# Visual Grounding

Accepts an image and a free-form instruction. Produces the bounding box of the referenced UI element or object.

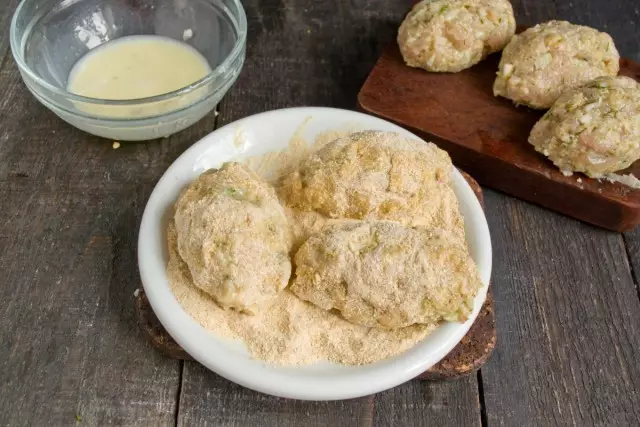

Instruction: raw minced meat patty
[529,76,640,177]
[494,20,619,109]
[397,0,516,72]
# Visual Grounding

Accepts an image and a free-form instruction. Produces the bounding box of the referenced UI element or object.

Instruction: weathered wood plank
[3,0,639,426]
[480,191,640,426]
[623,228,640,290]
[479,2,640,426]
[0,51,217,424]
[178,362,480,427]
[217,0,411,119]
[178,0,481,424]
[372,376,480,427]
[0,0,20,68]
[178,363,373,427]
[0,0,218,424]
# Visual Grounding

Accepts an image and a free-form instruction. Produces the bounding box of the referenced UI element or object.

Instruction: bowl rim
[9,0,248,106]
[137,106,493,400]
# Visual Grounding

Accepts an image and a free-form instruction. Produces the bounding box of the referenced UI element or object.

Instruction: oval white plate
[138,107,492,401]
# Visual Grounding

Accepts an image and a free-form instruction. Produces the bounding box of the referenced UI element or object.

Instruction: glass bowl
[10,0,247,141]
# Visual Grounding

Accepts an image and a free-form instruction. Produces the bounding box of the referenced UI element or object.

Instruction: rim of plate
[138,106,492,400]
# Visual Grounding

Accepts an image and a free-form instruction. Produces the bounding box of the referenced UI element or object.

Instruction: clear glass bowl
[10,0,247,141]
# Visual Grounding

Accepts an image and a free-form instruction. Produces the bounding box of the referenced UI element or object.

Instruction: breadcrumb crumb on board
[600,173,640,190]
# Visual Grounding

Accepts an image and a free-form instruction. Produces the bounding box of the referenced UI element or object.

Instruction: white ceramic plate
[138,107,492,401]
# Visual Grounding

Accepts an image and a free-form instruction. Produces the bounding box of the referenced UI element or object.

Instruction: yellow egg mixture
[67,35,211,118]
[68,35,211,100]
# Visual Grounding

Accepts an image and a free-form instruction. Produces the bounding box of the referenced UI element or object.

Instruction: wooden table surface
[1,0,639,426]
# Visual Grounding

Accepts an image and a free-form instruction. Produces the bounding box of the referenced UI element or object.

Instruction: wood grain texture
[2,0,640,426]
[372,376,481,427]
[178,362,481,427]
[356,0,640,425]
[178,362,376,427]
[623,228,640,295]
[479,2,640,426]
[178,0,482,424]
[0,0,20,69]
[360,1,640,233]
[0,51,220,424]
[358,46,640,231]
[216,0,412,120]
[481,190,640,426]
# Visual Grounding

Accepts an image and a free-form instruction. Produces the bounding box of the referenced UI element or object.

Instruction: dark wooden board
[178,361,480,427]
[478,2,640,425]
[2,0,640,425]
[0,60,184,426]
[0,0,20,68]
[358,42,640,232]
[481,189,640,425]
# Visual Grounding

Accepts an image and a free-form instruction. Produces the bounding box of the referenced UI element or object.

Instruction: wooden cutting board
[135,171,496,381]
[358,43,640,231]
